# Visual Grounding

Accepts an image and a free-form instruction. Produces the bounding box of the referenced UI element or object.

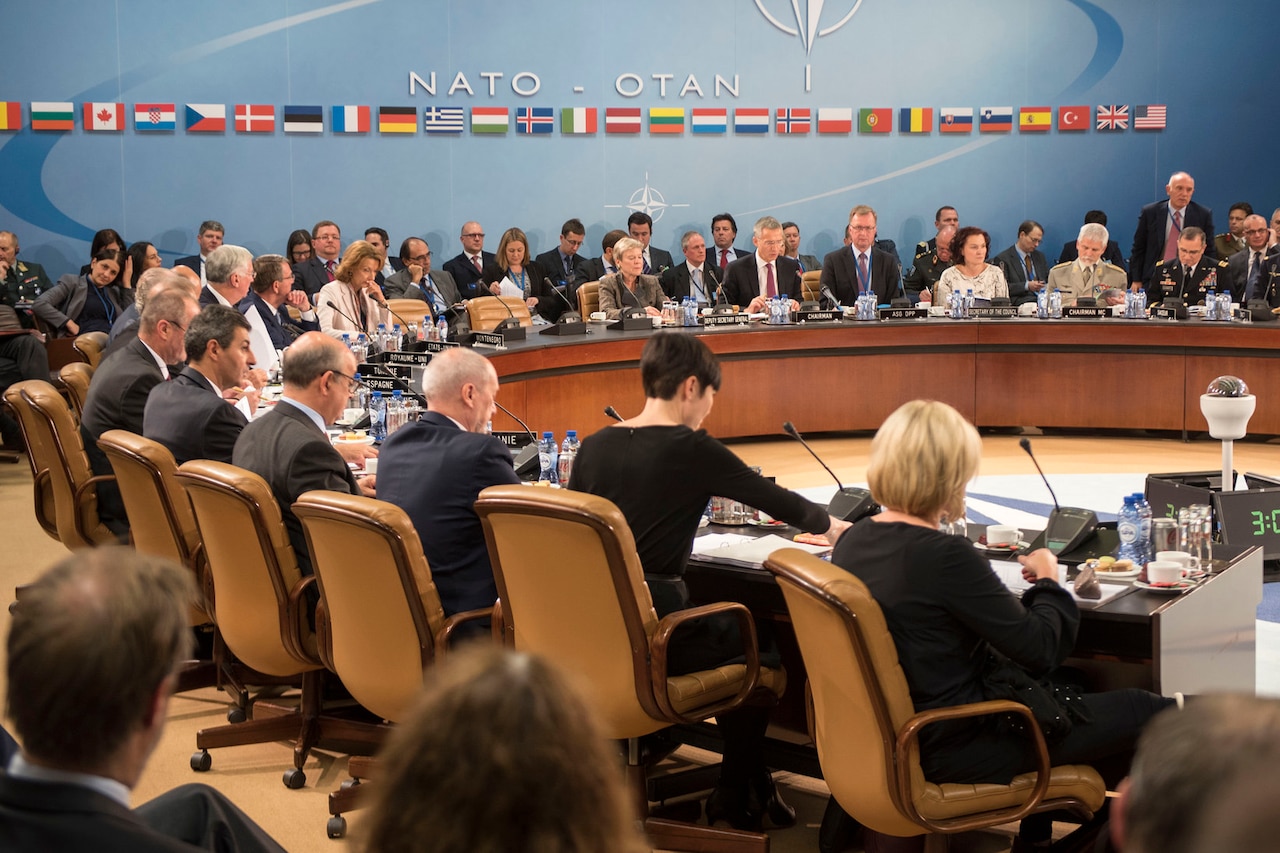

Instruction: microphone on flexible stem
[604,405,622,422]
[543,277,582,322]
[820,285,843,310]
[782,421,879,521]
[486,284,526,340]
[380,300,419,341]
[712,272,733,314]
[325,300,367,341]
[362,363,428,407]
[494,400,541,477]
[1019,437,1098,555]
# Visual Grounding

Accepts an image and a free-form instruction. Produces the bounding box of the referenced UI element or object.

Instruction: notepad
[689,533,832,569]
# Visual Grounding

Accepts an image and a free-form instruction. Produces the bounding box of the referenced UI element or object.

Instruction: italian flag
[561,107,597,134]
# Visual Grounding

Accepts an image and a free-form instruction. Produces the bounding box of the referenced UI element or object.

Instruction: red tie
[324,259,335,282]
[858,253,870,293]
[765,262,776,297]
[472,255,483,273]
[719,250,728,271]
[1163,210,1182,262]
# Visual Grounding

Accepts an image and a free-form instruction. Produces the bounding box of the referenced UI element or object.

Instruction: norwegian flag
[775,108,811,134]
[1096,105,1128,131]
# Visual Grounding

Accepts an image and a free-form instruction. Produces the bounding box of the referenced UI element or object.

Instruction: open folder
[689,533,832,569]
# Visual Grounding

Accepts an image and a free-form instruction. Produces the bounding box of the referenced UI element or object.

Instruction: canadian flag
[84,102,124,131]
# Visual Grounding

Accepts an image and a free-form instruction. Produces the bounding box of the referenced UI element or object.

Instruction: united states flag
[1134,104,1166,130]
[1096,105,1128,131]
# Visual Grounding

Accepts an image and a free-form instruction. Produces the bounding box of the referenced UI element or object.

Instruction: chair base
[326,754,380,838]
[644,817,769,853]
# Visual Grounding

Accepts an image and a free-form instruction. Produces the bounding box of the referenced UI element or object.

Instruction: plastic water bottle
[436,314,449,342]
[353,334,369,364]
[557,430,578,483]
[538,431,558,484]
[391,323,403,351]
[368,391,386,441]
[341,332,352,352]
[347,372,366,413]
[1133,492,1153,566]
[779,294,791,324]
[1117,495,1141,564]
[1049,288,1063,319]
[964,288,974,318]
[386,390,405,436]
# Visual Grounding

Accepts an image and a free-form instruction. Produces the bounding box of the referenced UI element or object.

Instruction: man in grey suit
[232,332,374,578]
[143,305,254,465]
[992,220,1049,305]
[1226,214,1272,302]
[383,237,461,315]
[1046,222,1128,306]
[660,230,722,304]
[781,221,820,273]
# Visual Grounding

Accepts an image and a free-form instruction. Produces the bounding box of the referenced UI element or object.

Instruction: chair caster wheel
[327,815,347,838]
[340,778,361,791]
[190,750,212,772]
[283,768,306,789]
[226,706,247,723]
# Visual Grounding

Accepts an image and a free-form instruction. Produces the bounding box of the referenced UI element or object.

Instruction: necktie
[765,262,776,298]
[471,255,483,273]
[857,253,870,293]
[1024,254,1035,281]
[1247,251,1262,300]
[199,258,207,287]
[1082,265,1093,294]
[324,259,335,282]
[643,252,652,275]
[1163,210,1182,262]
[692,268,703,300]
[719,250,728,271]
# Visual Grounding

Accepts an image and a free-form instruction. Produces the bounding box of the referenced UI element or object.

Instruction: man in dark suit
[198,244,253,309]
[534,218,591,302]
[992,220,1049,305]
[1145,227,1231,306]
[232,332,374,578]
[383,238,466,333]
[1057,210,1127,272]
[1226,214,1272,302]
[820,205,903,305]
[781,221,820,273]
[627,211,674,275]
[1,548,283,853]
[377,348,519,622]
[1131,171,1215,289]
[709,212,750,273]
[723,216,803,311]
[144,305,253,465]
[661,230,722,304]
[441,221,497,300]
[363,226,403,287]
[578,229,627,283]
[292,219,342,300]
[173,220,223,286]
[81,289,200,533]
[242,255,319,370]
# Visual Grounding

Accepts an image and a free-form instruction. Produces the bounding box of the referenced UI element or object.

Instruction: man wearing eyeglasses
[293,220,343,300]
[535,218,591,304]
[722,216,802,313]
[1227,215,1274,303]
[383,238,462,324]
[821,205,904,306]
[442,221,497,300]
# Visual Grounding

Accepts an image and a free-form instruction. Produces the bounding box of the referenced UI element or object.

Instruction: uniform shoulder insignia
[1218,259,1230,268]
[1154,259,1170,267]
[1215,232,1230,240]
[1050,261,1071,270]
[1101,261,1124,272]
[15,262,27,274]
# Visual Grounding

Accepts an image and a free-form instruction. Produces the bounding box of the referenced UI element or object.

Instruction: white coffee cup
[1147,560,1185,584]
[987,525,1021,546]
[1057,562,1069,585]
[1156,550,1199,571]
[650,315,663,328]
[590,311,607,321]
[363,457,378,476]
[343,407,364,424]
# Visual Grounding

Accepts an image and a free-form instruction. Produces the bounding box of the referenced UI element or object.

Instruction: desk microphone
[362,363,428,407]
[325,300,369,343]
[820,285,842,310]
[543,277,583,322]
[494,400,541,477]
[604,405,623,422]
[712,272,734,314]
[1019,437,1098,555]
[782,421,878,521]
[381,300,420,340]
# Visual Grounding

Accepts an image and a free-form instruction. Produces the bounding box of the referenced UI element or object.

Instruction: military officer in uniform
[905,225,956,302]
[1145,227,1231,307]
[0,230,53,452]
[1047,222,1128,306]
[914,205,959,257]
[1214,202,1252,259]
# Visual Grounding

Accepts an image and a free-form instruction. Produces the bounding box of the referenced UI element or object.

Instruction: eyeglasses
[1244,228,1269,236]
[462,232,485,239]
[758,240,785,249]
[330,371,366,392]
[165,320,187,334]
[848,226,876,233]
[408,253,431,263]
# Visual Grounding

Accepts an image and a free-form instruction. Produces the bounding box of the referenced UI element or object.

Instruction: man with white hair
[1130,171,1215,289]
[199,244,254,309]
[376,348,519,624]
[1046,222,1128,306]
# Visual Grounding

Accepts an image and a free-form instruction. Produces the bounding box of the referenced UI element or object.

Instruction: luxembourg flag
[134,103,176,132]
[332,105,370,133]
[691,108,727,134]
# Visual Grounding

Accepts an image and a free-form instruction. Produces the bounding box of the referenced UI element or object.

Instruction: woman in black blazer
[481,227,563,322]
[34,248,125,337]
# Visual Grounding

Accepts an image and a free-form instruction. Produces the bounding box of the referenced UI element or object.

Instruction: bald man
[1130,171,1215,288]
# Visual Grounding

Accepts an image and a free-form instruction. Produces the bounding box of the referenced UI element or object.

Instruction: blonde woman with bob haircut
[830,400,1171,844]
[360,645,648,853]
[316,239,390,338]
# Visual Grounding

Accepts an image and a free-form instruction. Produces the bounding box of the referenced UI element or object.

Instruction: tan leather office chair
[72,330,109,368]
[293,490,495,837]
[465,295,532,331]
[176,460,382,788]
[577,279,601,316]
[57,361,93,424]
[763,548,1106,847]
[475,484,784,853]
[2,379,115,548]
[800,270,822,302]
[386,298,434,328]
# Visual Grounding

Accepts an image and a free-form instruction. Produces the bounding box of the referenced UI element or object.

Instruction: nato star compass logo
[604,173,690,224]
[755,0,863,91]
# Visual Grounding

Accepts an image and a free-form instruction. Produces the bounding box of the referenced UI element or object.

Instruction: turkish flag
[1058,106,1090,131]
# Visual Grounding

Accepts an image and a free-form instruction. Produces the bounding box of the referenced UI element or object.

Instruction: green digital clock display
[1250,510,1280,536]
[1214,488,1280,560]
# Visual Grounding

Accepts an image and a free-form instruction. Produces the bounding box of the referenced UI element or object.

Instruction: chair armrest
[491,599,509,646]
[433,606,496,659]
[649,601,761,723]
[315,598,335,671]
[894,699,1052,831]
[73,473,116,543]
[284,575,322,666]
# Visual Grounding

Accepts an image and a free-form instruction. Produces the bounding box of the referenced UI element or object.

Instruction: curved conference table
[486,317,1280,438]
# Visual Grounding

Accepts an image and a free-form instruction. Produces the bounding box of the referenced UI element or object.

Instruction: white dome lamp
[1200,376,1256,492]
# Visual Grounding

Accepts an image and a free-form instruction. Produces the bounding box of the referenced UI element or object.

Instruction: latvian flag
[0,102,20,131]
[691,108,727,134]
[649,107,684,134]
[30,102,73,131]
[1096,105,1128,131]
[235,104,274,133]
[515,107,554,134]
[561,107,597,134]
[135,103,176,132]
[817,108,852,134]
[379,107,417,134]
[332,105,370,134]
[605,107,641,134]
[939,107,973,133]
[776,108,811,134]
[423,107,464,134]
[899,107,932,134]
[283,105,323,133]
[84,102,124,131]
[734,108,769,134]
[471,107,509,134]
[185,104,226,133]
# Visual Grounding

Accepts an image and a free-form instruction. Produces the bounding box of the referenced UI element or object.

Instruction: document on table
[989,559,1130,606]
[690,533,832,569]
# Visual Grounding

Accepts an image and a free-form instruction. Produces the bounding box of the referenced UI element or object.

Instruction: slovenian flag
[135,103,176,132]
[979,106,1013,132]
[185,104,226,132]
[332,105,370,134]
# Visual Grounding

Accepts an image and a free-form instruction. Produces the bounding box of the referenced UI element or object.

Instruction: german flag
[378,106,417,134]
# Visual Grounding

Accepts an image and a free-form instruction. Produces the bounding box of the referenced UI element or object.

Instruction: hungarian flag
[283,105,323,133]
[776,108,811,134]
[858,108,891,133]
[31,102,73,131]
[605,107,641,134]
[817,108,852,134]
[898,107,932,134]
[470,107,509,134]
[185,104,226,132]
[561,107,597,134]
[134,103,176,132]
[331,105,370,133]
[1019,106,1051,132]
[379,106,417,133]
[235,104,274,133]
[1058,106,1089,131]
[84,102,124,131]
[0,102,20,131]
[939,107,973,133]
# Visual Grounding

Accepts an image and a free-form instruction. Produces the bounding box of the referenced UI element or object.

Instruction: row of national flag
[0,101,1167,135]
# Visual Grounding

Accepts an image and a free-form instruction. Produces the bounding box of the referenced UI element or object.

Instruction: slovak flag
[84,102,124,131]
[235,104,275,133]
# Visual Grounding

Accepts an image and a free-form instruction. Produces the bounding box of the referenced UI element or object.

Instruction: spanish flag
[1019,106,1051,132]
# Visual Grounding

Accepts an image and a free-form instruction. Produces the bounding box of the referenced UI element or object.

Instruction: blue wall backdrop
[1,0,1275,279]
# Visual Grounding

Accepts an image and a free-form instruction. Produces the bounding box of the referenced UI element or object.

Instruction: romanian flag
[939,107,973,133]
[817,108,852,134]
[1019,106,1051,132]
[648,107,684,134]
[378,106,417,134]
[561,107,597,134]
[0,101,20,131]
[470,107,509,134]
[31,101,74,131]
[858,108,891,133]
[84,102,124,131]
[898,107,932,134]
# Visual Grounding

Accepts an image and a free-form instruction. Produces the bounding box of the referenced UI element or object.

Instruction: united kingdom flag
[775,108,811,134]
[1096,105,1128,131]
